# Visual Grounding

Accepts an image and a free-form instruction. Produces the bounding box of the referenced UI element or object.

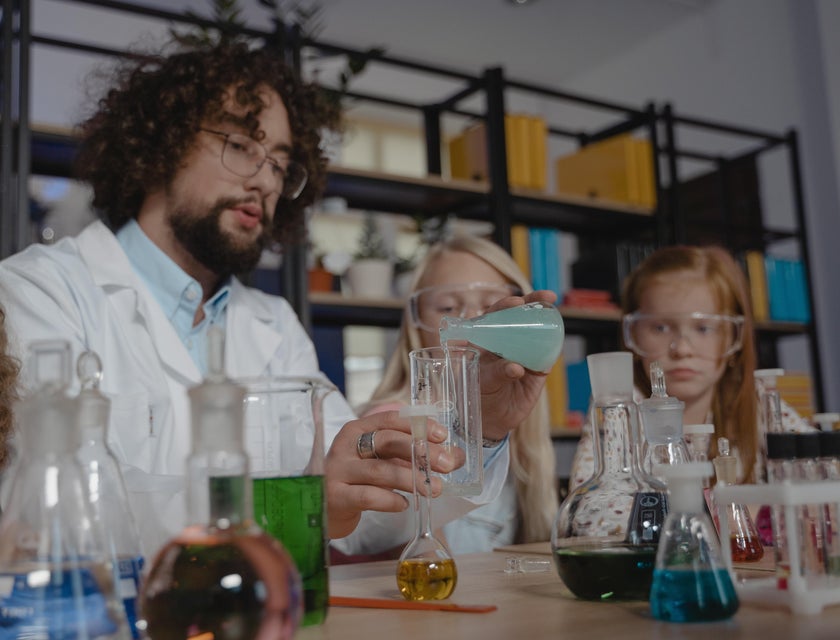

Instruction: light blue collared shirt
[116,220,231,375]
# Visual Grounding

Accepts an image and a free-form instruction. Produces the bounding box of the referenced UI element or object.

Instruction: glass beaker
[239,375,336,626]
[409,346,482,496]
[439,301,565,373]
[396,405,457,600]
[650,462,739,622]
[140,331,302,640]
[551,352,666,601]
[0,340,130,639]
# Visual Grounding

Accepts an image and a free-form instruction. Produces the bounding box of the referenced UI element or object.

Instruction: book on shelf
[554,133,656,208]
[526,227,564,299]
[777,371,815,421]
[743,250,770,321]
[562,288,619,311]
[545,355,570,435]
[447,114,548,190]
[764,255,811,323]
[571,240,655,303]
[510,224,531,281]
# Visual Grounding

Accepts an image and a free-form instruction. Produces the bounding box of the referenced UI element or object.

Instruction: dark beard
[170,198,269,277]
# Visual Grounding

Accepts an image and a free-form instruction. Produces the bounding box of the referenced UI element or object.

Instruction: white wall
[545,0,840,411]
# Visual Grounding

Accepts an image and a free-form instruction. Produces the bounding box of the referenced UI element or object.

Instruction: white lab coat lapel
[225,279,284,379]
[76,221,202,387]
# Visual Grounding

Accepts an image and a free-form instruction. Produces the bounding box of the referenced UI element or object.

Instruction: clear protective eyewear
[200,128,308,200]
[408,282,523,333]
[623,312,745,359]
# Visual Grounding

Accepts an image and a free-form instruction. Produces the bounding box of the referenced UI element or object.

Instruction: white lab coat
[0,221,508,556]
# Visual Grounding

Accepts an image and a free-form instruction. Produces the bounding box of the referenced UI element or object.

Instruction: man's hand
[325,410,463,539]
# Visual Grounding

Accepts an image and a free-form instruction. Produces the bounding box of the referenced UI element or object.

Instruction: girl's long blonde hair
[361,234,558,542]
[622,245,759,481]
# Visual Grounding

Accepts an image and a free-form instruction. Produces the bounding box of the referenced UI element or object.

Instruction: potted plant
[345,213,393,298]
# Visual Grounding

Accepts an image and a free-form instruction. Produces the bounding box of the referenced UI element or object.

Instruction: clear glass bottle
[639,361,690,478]
[396,405,458,600]
[551,352,665,601]
[139,328,303,640]
[650,462,739,622]
[0,340,130,639]
[439,301,565,372]
[76,351,146,638]
[713,437,763,562]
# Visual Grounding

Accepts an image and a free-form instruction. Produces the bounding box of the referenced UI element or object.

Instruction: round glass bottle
[551,352,667,601]
[139,329,302,639]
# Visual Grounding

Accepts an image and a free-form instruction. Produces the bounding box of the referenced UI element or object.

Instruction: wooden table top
[298,544,840,640]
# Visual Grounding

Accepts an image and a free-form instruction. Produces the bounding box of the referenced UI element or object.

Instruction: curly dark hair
[74,40,340,245]
[0,306,20,471]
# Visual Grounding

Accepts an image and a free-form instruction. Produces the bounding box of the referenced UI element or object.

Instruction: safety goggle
[408,282,522,333]
[623,312,745,359]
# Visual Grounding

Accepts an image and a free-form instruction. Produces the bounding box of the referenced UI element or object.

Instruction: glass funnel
[396,405,458,601]
[551,352,666,601]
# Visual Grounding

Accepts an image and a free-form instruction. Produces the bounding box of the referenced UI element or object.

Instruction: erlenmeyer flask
[0,340,130,639]
[139,328,302,639]
[713,437,763,562]
[396,405,458,601]
[639,361,690,478]
[439,301,564,372]
[76,351,146,637]
[650,462,739,622]
[551,352,666,601]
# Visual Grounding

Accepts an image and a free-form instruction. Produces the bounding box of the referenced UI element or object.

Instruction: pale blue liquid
[650,568,739,622]
[440,303,564,372]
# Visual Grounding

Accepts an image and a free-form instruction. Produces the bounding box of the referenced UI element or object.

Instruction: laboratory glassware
[712,437,763,562]
[439,301,565,372]
[650,462,739,622]
[551,352,666,601]
[396,405,458,601]
[139,328,302,640]
[0,340,130,639]
[76,351,146,637]
[639,361,689,477]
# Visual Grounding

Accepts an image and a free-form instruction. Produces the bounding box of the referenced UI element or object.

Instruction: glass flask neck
[591,401,637,480]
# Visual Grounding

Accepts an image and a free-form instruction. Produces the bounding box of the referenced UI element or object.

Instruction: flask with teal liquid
[650,462,739,622]
[439,301,564,372]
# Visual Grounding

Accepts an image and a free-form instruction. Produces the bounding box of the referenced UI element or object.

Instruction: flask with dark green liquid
[551,352,666,600]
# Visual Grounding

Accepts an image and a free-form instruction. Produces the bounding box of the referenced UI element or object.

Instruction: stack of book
[562,289,618,311]
[448,114,548,190]
[554,133,656,208]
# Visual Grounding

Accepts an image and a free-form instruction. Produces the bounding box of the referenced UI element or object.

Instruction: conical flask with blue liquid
[439,301,564,372]
[650,462,739,622]
[0,340,130,639]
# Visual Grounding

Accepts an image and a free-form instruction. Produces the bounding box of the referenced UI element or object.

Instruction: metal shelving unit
[0,0,824,408]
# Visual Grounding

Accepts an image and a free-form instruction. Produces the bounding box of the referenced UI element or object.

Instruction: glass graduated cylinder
[439,301,564,372]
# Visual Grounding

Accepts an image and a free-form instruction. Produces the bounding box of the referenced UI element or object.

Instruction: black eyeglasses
[200,128,308,200]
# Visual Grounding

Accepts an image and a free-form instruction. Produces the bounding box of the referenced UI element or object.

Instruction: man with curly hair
[0,40,552,556]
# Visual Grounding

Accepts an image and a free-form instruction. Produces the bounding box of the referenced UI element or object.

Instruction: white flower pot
[345,259,393,298]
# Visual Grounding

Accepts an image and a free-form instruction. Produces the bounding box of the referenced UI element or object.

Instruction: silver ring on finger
[357,431,379,460]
